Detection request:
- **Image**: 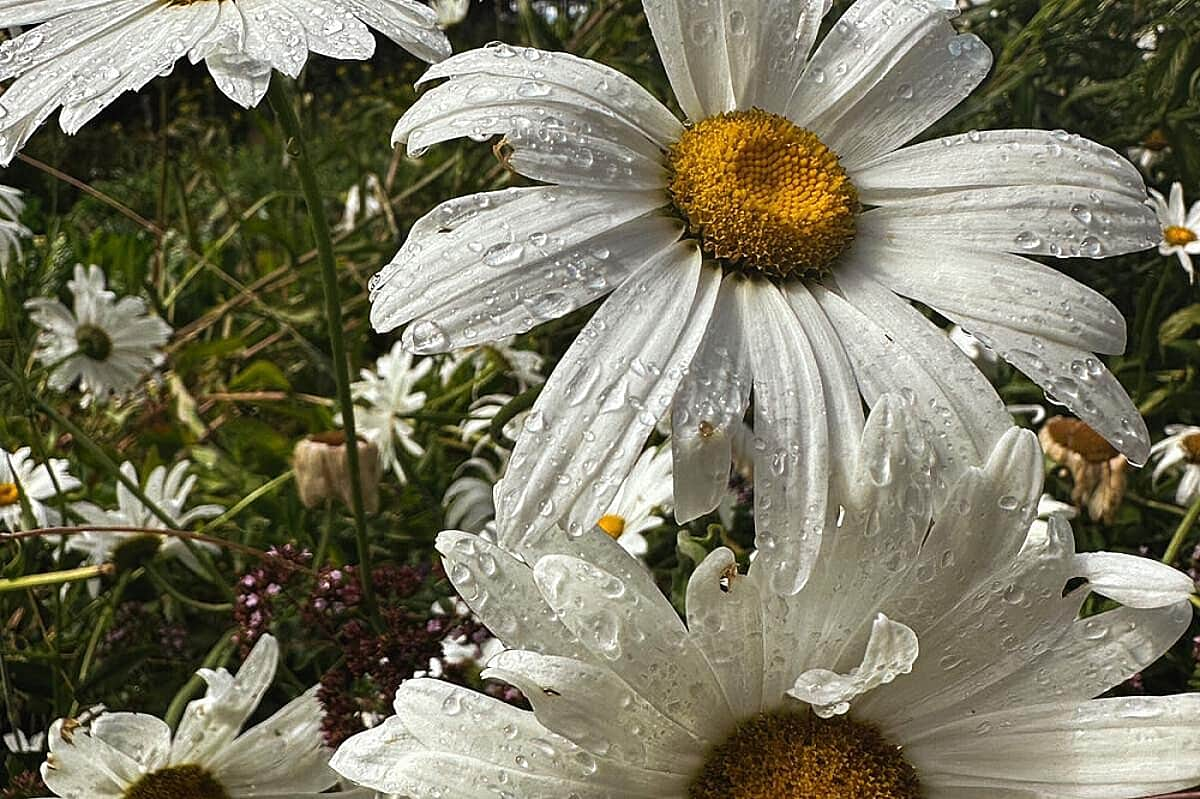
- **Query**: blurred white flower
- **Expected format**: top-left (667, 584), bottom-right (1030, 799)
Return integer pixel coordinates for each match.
top-left (26, 264), bottom-right (172, 407)
top-left (432, 0), bottom-right (471, 27)
top-left (3, 728), bottom-right (45, 754)
top-left (0, 447), bottom-right (80, 531)
top-left (443, 456), bottom-right (502, 533)
top-left (1150, 424), bottom-right (1200, 507)
top-left (439, 338), bottom-right (545, 390)
top-left (1149, 182), bottom-right (1200, 282)
top-left (0, 1), bottom-right (451, 165)
top-left (69, 460), bottom-right (224, 574)
top-left (339, 342), bottom-right (431, 481)
top-left (596, 441), bottom-right (674, 557)
top-left (339, 174), bottom-right (386, 233)
top-left (0, 184), bottom-right (30, 276)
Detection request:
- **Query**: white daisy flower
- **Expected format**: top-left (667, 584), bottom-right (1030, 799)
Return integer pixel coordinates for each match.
top-left (338, 174), bottom-right (386, 234)
top-left (39, 634), bottom-right (351, 799)
top-left (432, 0), bottom-right (470, 27)
top-left (443, 455), bottom-right (502, 533)
top-left (0, 0), bottom-right (451, 165)
top-left (332, 399), bottom-right (1200, 799)
top-left (68, 460), bottom-right (224, 573)
top-left (0, 183), bottom-right (30, 276)
top-left (25, 264), bottom-right (171, 407)
top-left (1149, 424), bottom-right (1200, 507)
top-left (596, 441), bottom-right (674, 556)
top-left (338, 342), bottom-right (431, 480)
top-left (0, 446), bottom-right (80, 531)
top-left (1149, 181), bottom-right (1200, 282)
top-left (372, 0), bottom-right (1157, 593)
top-left (3, 727), bottom-right (45, 754)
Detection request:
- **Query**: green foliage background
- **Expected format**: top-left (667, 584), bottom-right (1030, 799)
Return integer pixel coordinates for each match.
top-left (2, 0), bottom-right (1200, 790)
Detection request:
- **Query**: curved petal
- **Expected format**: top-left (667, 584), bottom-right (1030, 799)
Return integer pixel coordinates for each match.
top-left (494, 247), bottom-right (719, 554)
top-left (739, 280), bottom-right (831, 595)
top-left (368, 186), bottom-right (677, 343)
top-left (1073, 552), bottom-right (1196, 608)
top-left (852, 129), bottom-right (1150, 204)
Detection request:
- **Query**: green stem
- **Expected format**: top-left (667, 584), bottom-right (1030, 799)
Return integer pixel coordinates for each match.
top-left (0, 564), bottom-right (113, 593)
top-left (144, 563), bottom-right (233, 613)
top-left (267, 78), bottom-right (374, 615)
top-left (197, 470), bottom-right (294, 534)
top-left (1136, 265), bottom-right (1173, 396)
top-left (1162, 492), bottom-right (1200, 567)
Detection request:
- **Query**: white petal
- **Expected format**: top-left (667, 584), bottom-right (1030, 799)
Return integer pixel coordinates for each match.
top-left (732, 1), bottom-right (830, 113)
top-left (847, 232), bottom-right (1126, 355)
top-left (852, 129), bottom-right (1150, 204)
top-left (1074, 552), bottom-right (1196, 608)
top-left (671, 274), bottom-right (751, 522)
top-left (862, 185), bottom-right (1159, 259)
top-left (369, 186), bottom-right (675, 342)
top-left (88, 714), bottom-right (170, 773)
top-left (341, 0), bottom-right (451, 63)
top-left (532, 555), bottom-right (735, 741)
top-left (493, 249), bottom-right (718, 554)
top-left (214, 687), bottom-right (336, 794)
top-left (739, 280), bottom-right (830, 595)
top-left (685, 548), bottom-right (765, 718)
top-left (482, 649), bottom-right (706, 773)
top-left (788, 613), bottom-right (918, 718)
top-left (641, 0), bottom-right (732, 119)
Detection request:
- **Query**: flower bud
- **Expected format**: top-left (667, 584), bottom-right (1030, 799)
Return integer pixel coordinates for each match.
top-left (294, 432), bottom-right (381, 514)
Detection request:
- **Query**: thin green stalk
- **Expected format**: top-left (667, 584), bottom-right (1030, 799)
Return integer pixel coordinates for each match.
top-left (144, 563), bottom-right (233, 613)
top-left (1162, 492), bottom-right (1200, 567)
top-left (267, 78), bottom-right (374, 615)
top-left (197, 470), bottom-right (294, 533)
top-left (0, 564), bottom-right (113, 593)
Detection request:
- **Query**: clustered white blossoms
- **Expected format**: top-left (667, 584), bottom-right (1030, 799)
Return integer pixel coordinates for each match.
top-left (339, 341), bottom-right (432, 481)
top-left (0, 0), bottom-right (451, 165)
top-left (26, 264), bottom-right (172, 407)
top-left (333, 401), bottom-right (1200, 798)
top-left (376, 0), bottom-right (1158, 595)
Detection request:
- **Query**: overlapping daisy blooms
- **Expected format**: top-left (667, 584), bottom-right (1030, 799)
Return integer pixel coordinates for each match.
top-left (0, 0), bottom-right (452, 166)
top-left (372, 0), bottom-right (1159, 592)
top-left (38, 634), bottom-right (363, 798)
top-left (331, 398), bottom-right (1200, 799)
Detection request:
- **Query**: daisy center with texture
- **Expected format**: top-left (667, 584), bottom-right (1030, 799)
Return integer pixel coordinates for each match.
top-left (688, 711), bottom-right (920, 799)
top-left (1042, 416), bottom-right (1119, 463)
top-left (1164, 225), bottom-right (1198, 246)
top-left (0, 482), bottom-right (19, 507)
top-left (74, 323), bottom-right (113, 361)
top-left (667, 109), bottom-right (859, 281)
top-left (123, 764), bottom-right (230, 799)
top-left (1180, 432), bottom-right (1200, 464)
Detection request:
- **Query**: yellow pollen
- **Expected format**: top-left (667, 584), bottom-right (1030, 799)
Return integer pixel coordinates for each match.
top-left (1043, 417), bottom-right (1118, 464)
top-left (123, 764), bottom-right (230, 799)
top-left (1164, 225), bottom-right (1197, 247)
top-left (597, 514), bottom-right (626, 539)
top-left (1180, 432), bottom-right (1200, 465)
top-left (667, 109), bottom-right (858, 281)
top-left (0, 482), bottom-right (18, 507)
top-left (689, 711), bottom-right (921, 799)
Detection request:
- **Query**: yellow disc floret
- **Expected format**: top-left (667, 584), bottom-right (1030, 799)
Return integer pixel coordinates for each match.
top-left (1180, 432), bottom-right (1200, 465)
top-left (0, 482), bottom-right (19, 507)
top-left (1165, 225), bottom-right (1198, 247)
top-left (123, 764), bottom-right (230, 799)
top-left (689, 711), bottom-right (921, 799)
top-left (596, 514), bottom-right (626, 539)
top-left (668, 110), bottom-right (858, 281)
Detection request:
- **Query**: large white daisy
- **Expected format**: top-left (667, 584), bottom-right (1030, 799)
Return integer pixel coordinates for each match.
top-left (0, 446), bottom-right (80, 531)
top-left (331, 398), bottom-right (1200, 799)
top-left (0, 0), bottom-right (451, 165)
top-left (68, 459), bottom-right (224, 572)
top-left (372, 0), bottom-right (1158, 593)
top-left (39, 634), bottom-right (356, 799)
top-left (26, 264), bottom-right (172, 406)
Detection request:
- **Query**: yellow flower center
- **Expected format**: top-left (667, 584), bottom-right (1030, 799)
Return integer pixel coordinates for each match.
top-left (1180, 432), bottom-right (1200, 465)
top-left (1042, 416), bottom-right (1118, 464)
top-left (0, 482), bottom-right (19, 507)
top-left (667, 109), bottom-right (858, 281)
top-left (597, 514), bottom-right (626, 539)
top-left (123, 765), bottom-right (230, 799)
top-left (689, 711), bottom-right (920, 799)
top-left (1164, 225), bottom-right (1197, 247)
